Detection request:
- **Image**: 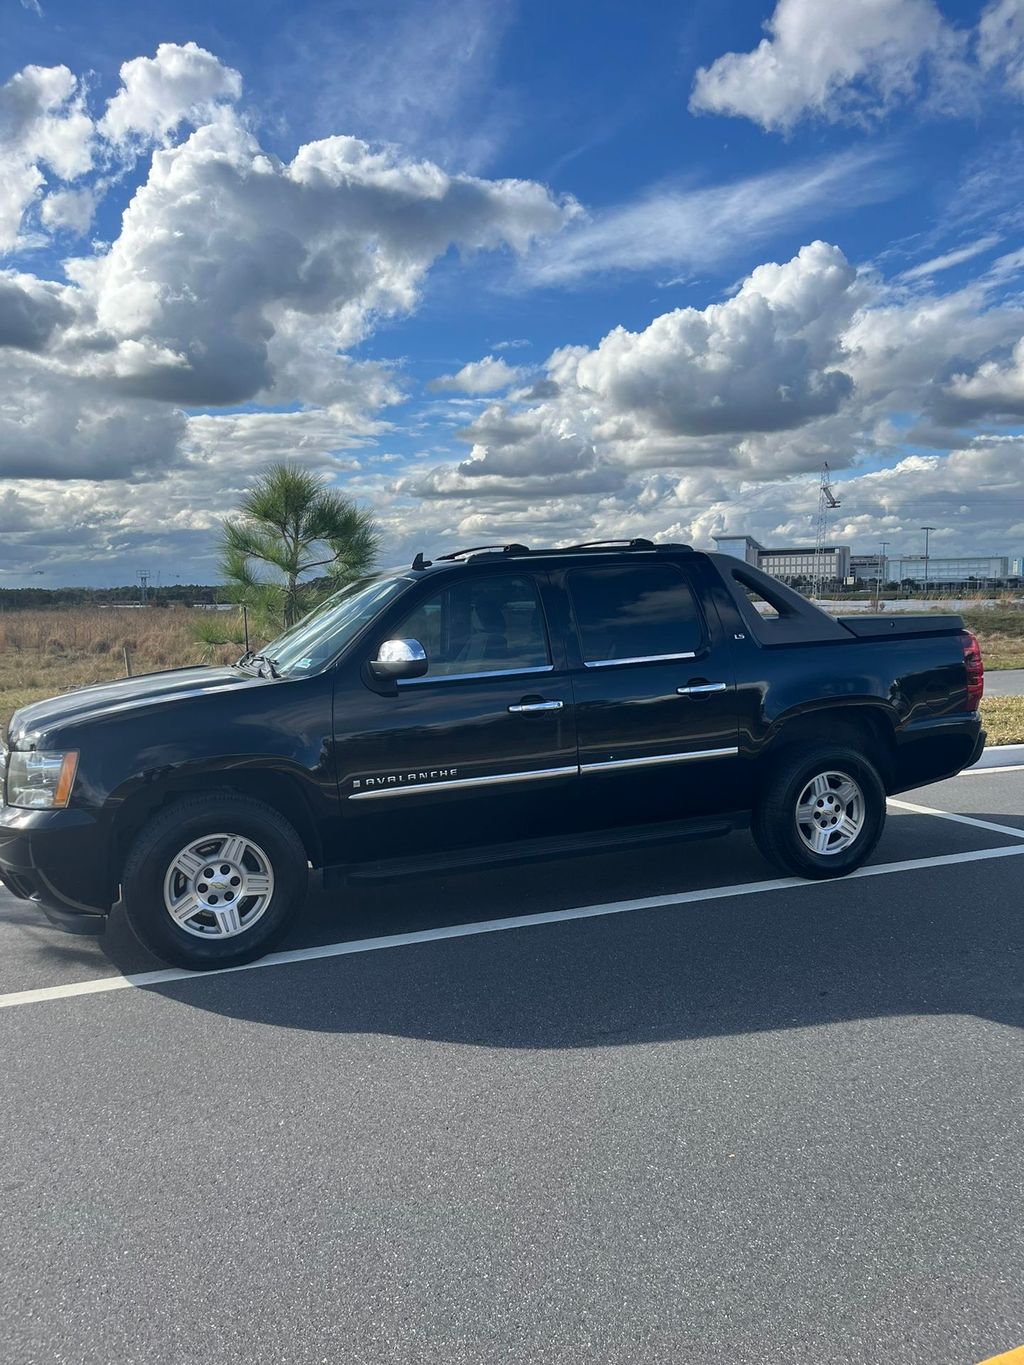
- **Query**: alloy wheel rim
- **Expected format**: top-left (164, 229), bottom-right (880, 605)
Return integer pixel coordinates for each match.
top-left (163, 832), bottom-right (275, 939)
top-left (794, 770), bottom-right (865, 857)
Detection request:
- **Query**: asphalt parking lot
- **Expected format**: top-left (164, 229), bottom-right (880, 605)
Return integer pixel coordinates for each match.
top-left (2, 763), bottom-right (1023, 1365)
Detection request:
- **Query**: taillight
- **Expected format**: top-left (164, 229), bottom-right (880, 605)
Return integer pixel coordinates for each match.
top-left (959, 629), bottom-right (984, 711)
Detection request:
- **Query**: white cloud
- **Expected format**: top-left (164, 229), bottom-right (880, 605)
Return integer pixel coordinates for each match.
top-left (403, 242), bottom-right (870, 516)
top-left (0, 64), bottom-right (94, 250)
top-left (984, 245), bottom-right (1024, 283)
top-left (0, 77), bottom-right (573, 492)
top-left (0, 161), bottom-right (44, 251)
top-left (676, 438), bottom-right (1024, 565)
top-left (3, 35), bottom-right (1023, 582)
top-left (570, 241), bottom-right (862, 437)
top-left (0, 350), bottom-right (186, 480)
top-left (427, 398), bottom-right (605, 486)
top-left (690, 0), bottom-right (970, 131)
top-left (898, 234), bottom-right (1002, 281)
top-left (0, 398), bottom-right (395, 582)
top-left (0, 270), bottom-right (75, 350)
top-left (280, 0), bottom-right (514, 170)
top-left (0, 44), bottom-right (244, 251)
top-left (395, 238), bottom-right (1024, 560)
top-left (0, 392), bottom-right (399, 581)
top-left (383, 435), bottom-right (1024, 577)
top-left (979, 0), bottom-right (1024, 96)
top-left (842, 279), bottom-right (1024, 418)
top-left (522, 149), bottom-right (896, 285)
top-left (99, 42), bottom-right (242, 146)
top-left (0, 476), bottom-right (227, 582)
top-left (428, 354), bottom-right (524, 394)
top-left (945, 336), bottom-right (1024, 417)
top-left (39, 185), bottom-right (98, 235)
top-left (50, 114), bottom-right (571, 411)
top-left (184, 406), bottom-right (389, 476)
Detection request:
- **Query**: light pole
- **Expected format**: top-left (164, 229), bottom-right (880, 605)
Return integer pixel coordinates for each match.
top-left (921, 526), bottom-right (935, 598)
top-left (876, 539), bottom-right (889, 604)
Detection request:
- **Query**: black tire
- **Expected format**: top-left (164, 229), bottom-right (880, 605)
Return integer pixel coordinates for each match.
top-left (751, 744), bottom-right (886, 880)
top-left (121, 793), bottom-right (308, 969)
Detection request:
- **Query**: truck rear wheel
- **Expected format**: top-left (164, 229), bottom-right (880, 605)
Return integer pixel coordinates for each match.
top-left (121, 793), bottom-right (308, 969)
top-left (752, 744), bottom-right (886, 880)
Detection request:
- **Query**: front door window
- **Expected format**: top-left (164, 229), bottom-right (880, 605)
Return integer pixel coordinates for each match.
top-left (392, 574), bottom-right (550, 679)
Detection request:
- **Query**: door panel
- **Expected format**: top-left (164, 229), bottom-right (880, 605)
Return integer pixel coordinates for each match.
top-left (332, 570), bottom-right (579, 862)
top-left (561, 560), bottom-right (741, 827)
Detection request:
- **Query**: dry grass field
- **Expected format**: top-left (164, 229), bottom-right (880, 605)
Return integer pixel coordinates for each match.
top-left (982, 697), bottom-right (1024, 746)
top-left (962, 605), bottom-right (1024, 671)
top-left (0, 607), bottom-right (241, 729)
top-left (1, 603), bottom-right (1022, 742)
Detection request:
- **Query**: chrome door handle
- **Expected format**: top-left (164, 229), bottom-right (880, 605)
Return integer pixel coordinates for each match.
top-left (508, 699), bottom-right (564, 713)
top-left (676, 682), bottom-right (728, 696)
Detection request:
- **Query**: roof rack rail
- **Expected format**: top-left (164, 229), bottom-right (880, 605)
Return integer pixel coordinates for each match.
top-left (543, 538), bottom-right (693, 555)
top-left (435, 543), bottom-right (531, 562)
top-left (559, 538), bottom-right (656, 552)
top-left (429, 538), bottom-right (694, 565)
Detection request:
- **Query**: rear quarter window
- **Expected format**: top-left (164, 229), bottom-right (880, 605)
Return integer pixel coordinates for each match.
top-left (715, 558), bottom-right (849, 644)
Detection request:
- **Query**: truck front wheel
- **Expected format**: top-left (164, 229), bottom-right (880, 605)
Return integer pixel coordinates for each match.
top-left (752, 744), bottom-right (886, 880)
top-left (121, 793), bottom-right (308, 969)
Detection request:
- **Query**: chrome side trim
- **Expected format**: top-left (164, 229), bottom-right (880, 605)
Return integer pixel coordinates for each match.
top-left (584, 652), bottom-right (697, 668)
top-left (348, 764), bottom-right (578, 799)
top-left (398, 664), bottom-right (554, 686)
top-left (581, 745), bottom-right (739, 774)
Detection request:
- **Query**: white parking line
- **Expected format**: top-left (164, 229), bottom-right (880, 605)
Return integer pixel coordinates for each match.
top-left (962, 763), bottom-right (1024, 776)
top-left (886, 797), bottom-right (1024, 839)
top-left (3, 840), bottom-right (1024, 1011)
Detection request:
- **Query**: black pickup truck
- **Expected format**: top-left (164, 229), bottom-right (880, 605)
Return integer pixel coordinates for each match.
top-left (0, 539), bottom-right (985, 969)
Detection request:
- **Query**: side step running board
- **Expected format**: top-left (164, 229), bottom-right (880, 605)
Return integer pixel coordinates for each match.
top-left (328, 816), bottom-right (740, 885)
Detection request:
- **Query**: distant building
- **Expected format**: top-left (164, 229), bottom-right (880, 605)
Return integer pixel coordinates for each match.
top-left (713, 536), bottom-right (851, 585)
top-left (850, 553), bottom-right (885, 583)
top-left (758, 545), bottom-right (851, 583)
top-left (886, 554), bottom-right (1010, 586)
top-left (712, 534), bottom-right (763, 566)
top-left (715, 538), bottom-right (1019, 589)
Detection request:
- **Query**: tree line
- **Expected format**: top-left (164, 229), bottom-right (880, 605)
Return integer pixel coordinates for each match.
top-left (0, 584), bottom-right (225, 611)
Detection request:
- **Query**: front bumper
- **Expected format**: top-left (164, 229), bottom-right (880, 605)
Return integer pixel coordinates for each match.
top-left (0, 805), bottom-right (110, 933)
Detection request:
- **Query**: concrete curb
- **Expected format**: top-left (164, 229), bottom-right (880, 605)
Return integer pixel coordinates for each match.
top-left (971, 742), bottom-right (1024, 770)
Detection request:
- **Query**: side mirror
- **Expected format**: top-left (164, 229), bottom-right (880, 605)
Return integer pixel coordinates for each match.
top-left (370, 638), bottom-right (428, 681)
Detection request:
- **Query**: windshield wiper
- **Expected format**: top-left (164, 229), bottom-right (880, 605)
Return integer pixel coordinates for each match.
top-left (237, 651), bottom-right (280, 678)
top-left (249, 653), bottom-right (281, 679)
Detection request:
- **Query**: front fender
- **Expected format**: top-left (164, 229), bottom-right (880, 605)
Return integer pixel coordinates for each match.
top-left (75, 673), bottom-right (336, 811)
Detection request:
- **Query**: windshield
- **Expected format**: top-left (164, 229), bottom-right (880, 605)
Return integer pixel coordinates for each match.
top-left (250, 575), bottom-right (411, 678)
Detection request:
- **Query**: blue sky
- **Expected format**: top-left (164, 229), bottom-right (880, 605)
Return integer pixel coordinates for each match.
top-left (2, 0), bottom-right (1024, 585)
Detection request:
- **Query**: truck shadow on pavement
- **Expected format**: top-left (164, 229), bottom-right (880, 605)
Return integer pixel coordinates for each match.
top-left (117, 816), bottom-right (1024, 1049)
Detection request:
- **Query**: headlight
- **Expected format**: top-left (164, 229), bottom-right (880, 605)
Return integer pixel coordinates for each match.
top-left (6, 750), bottom-right (79, 809)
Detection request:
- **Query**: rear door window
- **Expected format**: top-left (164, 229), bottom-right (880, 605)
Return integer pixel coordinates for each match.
top-left (567, 563), bottom-right (704, 665)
